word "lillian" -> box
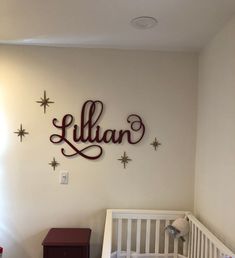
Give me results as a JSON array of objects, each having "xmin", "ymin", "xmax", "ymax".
[{"xmin": 50, "ymin": 100, "xmax": 145, "ymax": 160}]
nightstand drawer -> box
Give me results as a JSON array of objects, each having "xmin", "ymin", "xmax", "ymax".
[
  {"xmin": 42, "ymin": 228, "xmax": 91, "ymax": 258},
  {"xmin": 45, "ymin": 246, "xmax": 83, "ymax": 258}
]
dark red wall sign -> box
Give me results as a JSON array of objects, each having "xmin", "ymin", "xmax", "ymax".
[{"xmin": 50, "ymin": 100, "xmax": 145, "ymax": 160}]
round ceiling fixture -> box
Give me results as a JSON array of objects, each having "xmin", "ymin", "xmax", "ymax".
[{"xmin": 130, "ymin": 16, "xmax": 158, "ymax": 29}]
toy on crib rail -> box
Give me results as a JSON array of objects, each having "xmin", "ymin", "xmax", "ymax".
[{"xmin": 165, "ymin": 217, "xmax": 189, "ymax": 242}]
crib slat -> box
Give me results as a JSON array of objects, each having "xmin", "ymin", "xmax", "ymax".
[
  {"xmin": 117, "ymin": 219, "xmax": 122, "ymax": 257},
  {"xmin": 190, "ymin": 223, "xmax": 195, "ymax": 258},
  {"xmin": 174, "ymin": 238, "xmax": 178, "ymax": 258},
  {"xmin": 187, "ymin": 221, "xmax": 192, "ymax": 258},
  {"xmin": 193, "ymin": 224, "xmax": 197, "ymax": 258},
  {"xmin": 145, "ymin": 219, "xmax": 151, "ymax": 253},
  {"xmin": 205, "ymin": 237, "xmax": 208, "ymax": 258},
  {"xmin": 155, "ymin": 220, "xmax": 160, "ymax": 254},
  {"xmin": 197, "ymin": 229, "xmax": 200, "ymax": 258},
  {"xmin": 164, "ymin": 220, "xmax": 170, "ymax": 254},
  {"xmin": 183, "ymin": 235, "xmax": 188, "ymax": 256},
  {"xmin": 201, "ymin": 233, "xmax": 204, "ymax": 258},
  {"xmin": 136, "ymin": 219, "xmax": 141, "ymax": 253},
  {"xmin": 209, "ymin": 242, "xmax": 213, "ymax": 258},
  {"xmin": 213, "ymin": 245, "xmax": 217, "ymax": 258},
  {"xmin": 127, "ymin": 219, "xmax": 132, "ymax": 258}
]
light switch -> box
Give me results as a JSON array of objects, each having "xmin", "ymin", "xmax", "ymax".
[{"xmin": 60, "ymin": 171, "xmax": 69, "ymax": 184}]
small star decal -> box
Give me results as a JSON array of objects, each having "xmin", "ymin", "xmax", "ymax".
[
  {"xmin": 118, "ymin": 151, "xmax": 132, "ymax": 169},
  {"xmin": 150, "ymin": 137, "xmax": 161, "ymax": 151},
  {"xmin": 36, "ymin": 90, "xmax": 54, "ymax": 113},
  {"xmin": 14, "ymin": 124, "xmax": 29, "ymax": 142},
  {"xmin": 49, "ymin": 157, "xmax": 59, "ymax": 171}
]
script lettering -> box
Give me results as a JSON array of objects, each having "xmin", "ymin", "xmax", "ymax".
[{"xmin": 50, "ymin": 100, "xmax": 145, "ymax": 159}]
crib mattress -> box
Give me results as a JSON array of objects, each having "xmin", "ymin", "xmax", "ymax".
[{"xmin": 111, "ymin": 251, "xmax": 186, "ymax": 258}]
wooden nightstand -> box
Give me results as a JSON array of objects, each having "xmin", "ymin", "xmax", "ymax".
[{"xmin": 42, "ymin": 228, "xmax": 91, "ymax": 258}]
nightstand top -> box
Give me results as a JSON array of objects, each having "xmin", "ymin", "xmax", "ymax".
[{"xmin": 42, "ymin": 228, "xmax": 91, "ymax": 246}]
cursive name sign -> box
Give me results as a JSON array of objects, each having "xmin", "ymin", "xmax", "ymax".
[{"xmin": 50, "ymin": 100, "xmax": 145, "ymax": 159}]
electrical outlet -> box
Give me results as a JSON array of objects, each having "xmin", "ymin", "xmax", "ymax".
[{"xmin": 60, "ymin": 171, "xmax": 69, "ymax": 184}]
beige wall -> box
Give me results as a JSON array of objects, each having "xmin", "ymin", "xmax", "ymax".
[
  {"xmin": 195, "ymin": 16, "xmax": 235, "ymax": 251},
  {"xmin": 0, "ymin": 46, "xmax": 197, "ymax": 258}
]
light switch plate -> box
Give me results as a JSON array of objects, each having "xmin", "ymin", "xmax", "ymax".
[{"xmin": 60, "ymin": 171, "xmax": 69, "ymax": 184}]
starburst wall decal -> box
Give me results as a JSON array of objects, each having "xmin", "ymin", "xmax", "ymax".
[
  {"xmin": 36, "ymin": 90, "xmax": 54, "ymax": 114},
  {"xmin": 150, "ymin": 137, "xmax": 161, "ymax": 151},
  {"xmin": 14, "ymin": 124, "xmax": 29, "ymax": 142},
  {"xmin": 118, "ymin": 151, "xmax": 132, "ymax": 169},
  {"xmin": 49, "ymin": 157, "xmax": 60, "ymax": 171}
]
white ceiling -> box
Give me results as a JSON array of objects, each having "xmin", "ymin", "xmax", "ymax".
[{"xmin": 1, "ymin": 0, "xmax": 235, "ymax": 51}]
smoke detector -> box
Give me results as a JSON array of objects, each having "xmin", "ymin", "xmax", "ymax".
[{"xmin": 130, "ymin": 16, "xmax": 158, "ymax": 29}]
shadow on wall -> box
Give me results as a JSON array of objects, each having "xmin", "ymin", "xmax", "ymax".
[
  {"xmin": 0, "ymin": 213, "xmax": 50, "ymax": 258},
  {"xmin": 74, "ymin": 209, "xmax": 107, "ymax": 258},
  {"xmin": 23, "ymin": 230, "xmax": 48, "ymax": 258}
]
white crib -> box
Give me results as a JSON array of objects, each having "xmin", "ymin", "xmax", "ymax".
[{"xmin": 101, "ymin": 209, "xmax": 234, "ymax": 258}]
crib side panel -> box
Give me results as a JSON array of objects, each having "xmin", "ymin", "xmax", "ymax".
[
  {"xmin": 187, "ymin": 214, "xmax": 234, "ymax": 258},
  {"xmin": 103, "ymin": 210, "xmax": 235, "ymax": 258},
  {"xmin": 111, "ymin": 210, "xmax": 187, "ymax": 258}
]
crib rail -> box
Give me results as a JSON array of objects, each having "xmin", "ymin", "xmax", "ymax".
[
  {"xmin": 101, "ymin": 209, "xmax": 235, "ymax": 258},
  {"xmin": 187, "ymin": 214, "xmax": 234, "ymax": 258}
]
